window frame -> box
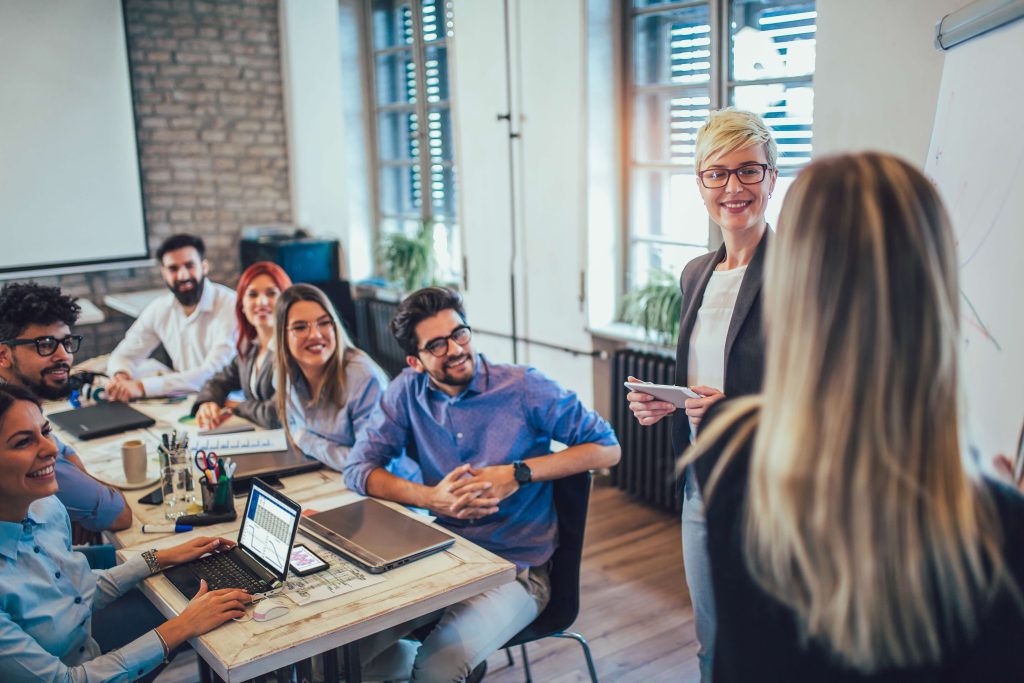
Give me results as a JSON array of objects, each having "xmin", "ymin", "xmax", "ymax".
[
  {"xmin": 621, "ymin": 0, "xmax": 815, "ymax": 295},
  {"xmin": 362, "ymin": 0, "xmax": 458, "ymax": 265}
]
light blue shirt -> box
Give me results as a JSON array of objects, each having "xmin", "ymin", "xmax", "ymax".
[
  {"xmin": 53, "ymin": 434, "xmax": 126, "ymax": 532},
  {"xmin": 0, "ymin": 496, "xmax": 164, "ymax": 682},
  {"xmin": 344, "ymin": 354, "xmax": 619, "ymax": 571},
  {"xmin": 286, "ymin": 351, "xmax": 390, "ymax": 472}
]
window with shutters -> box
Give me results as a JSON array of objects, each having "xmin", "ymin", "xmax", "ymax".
[
  {"xmin": 625, "ymin": 0, "xmax": 816, "ymax": 290},
  {"xmin": 367, "ymin": 0, "xmax": 461, "ymax": 282}
]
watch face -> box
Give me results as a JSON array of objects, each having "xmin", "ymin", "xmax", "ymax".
[{"xmin": 514, "ymin": 462, "xmax": 531, "ymax": 483}]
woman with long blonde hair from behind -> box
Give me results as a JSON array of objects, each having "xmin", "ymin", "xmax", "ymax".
[{"xmin": 684, "ymin": 151, "xmax": 1024, "ymax": 681}]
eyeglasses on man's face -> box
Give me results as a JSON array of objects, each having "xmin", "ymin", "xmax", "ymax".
[
  {"xmin": 698, "ymin": 163, "xmax": 771, "ymax": 189},
  {"xmin": 419, "ymin": 325, "xmax": 472, "ymax": 357},
  {"xmin": 287, "ymin": 318, "xmax": 335, "ymax": 337},
  {"xmin": 0, "ymin": 335, "xmax": 83, "ymax": 357}
]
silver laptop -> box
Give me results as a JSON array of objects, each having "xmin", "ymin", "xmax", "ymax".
[{"xmin": 299, "ymin": 499, "xmax": 455, "ymax": 574}]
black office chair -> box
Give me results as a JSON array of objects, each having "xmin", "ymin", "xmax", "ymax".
[{"xmin": 501, "ymin": 470, "xmax": 599, "ymax": 683}]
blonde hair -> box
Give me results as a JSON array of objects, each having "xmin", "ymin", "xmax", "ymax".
[
  {"xmin": 274, "ymin": 284, "xmax": 359, "ymax": 446},
  {"xmin": 694, "ymin": 108, "xmax": 778, "ymax": 171},
  {"xmin": 681, "ymin": 152, "xmax": 1016, "ymax": 671}
]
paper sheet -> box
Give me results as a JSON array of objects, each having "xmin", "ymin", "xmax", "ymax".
[{"xmin": 282, "ymin": 548, "xmax": 387, "ymax": 605}]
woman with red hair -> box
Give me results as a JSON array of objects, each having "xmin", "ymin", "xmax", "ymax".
[{"xmin": 192, "ymin": 262, "xmax": 292, "ymax": 429}]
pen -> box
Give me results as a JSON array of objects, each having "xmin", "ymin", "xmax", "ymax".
[{"xmin": 141, "ymin": 523, "xmax": 193, "ymax": 533}]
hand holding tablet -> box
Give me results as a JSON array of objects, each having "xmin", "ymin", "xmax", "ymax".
[{"xmin": 624, "ymin": 379, "xmax": 705, "ymax": 408}]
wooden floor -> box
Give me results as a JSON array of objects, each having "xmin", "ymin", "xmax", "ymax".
[
  {"xmin": 482, "ymin": 481, "xmax": 697, "ymax": 683},
  {"xmin": 157, "ymin": 482, "xmax": 698, "ymax": 682}
]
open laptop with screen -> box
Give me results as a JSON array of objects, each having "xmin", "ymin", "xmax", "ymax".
[
  {"xmin": 164, "ymin": 478, "xmax": 301, "ymax": 599},
  {"xmin": 299, "ymin": 499, "xmax": 455, "ymax": 574}
]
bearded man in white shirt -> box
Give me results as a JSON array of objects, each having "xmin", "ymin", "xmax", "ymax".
[{"xmin": 106, "ymin": 234, "xmax": 238, "ymax": 401}]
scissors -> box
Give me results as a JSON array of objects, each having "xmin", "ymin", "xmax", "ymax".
[{"xmin": 196, "ymin": 450, "xmax": 221, "ymax": 483}]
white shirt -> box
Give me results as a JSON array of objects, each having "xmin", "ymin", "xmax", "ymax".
[
  {"xmin": 107, "ymin": 281, "xmax": 238, "ymax": 396},
  {"xmin": 687, "ymin": 265, "xmax": 747, "ymax": 438}
]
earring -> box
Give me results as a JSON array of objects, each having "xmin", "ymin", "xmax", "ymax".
[{"xmin": 768, "ymin": 192, "xmax": 773, "ymax": 198}]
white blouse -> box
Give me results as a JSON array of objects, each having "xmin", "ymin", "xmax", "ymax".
[{"xmin": 687, "ymin": 264, "xmax": 747, "ymax": 438}]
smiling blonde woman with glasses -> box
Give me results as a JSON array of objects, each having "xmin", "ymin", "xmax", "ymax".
[
  {"xmin": 273, "ymin": 284, "xmax": 392, "ymax": 472},
  {"xmin": 625, "ymin": 108, "xmax": 778, "ymax": 681},
  {"xmin": 683, "ymin": 151, "xmax": 1024, "ymax": 682}
]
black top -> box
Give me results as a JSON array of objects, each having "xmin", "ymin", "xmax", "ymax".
[
  {"xmin": 191, "ymin": 342, "xmax": 279, "ymax": 428},
  {"xmin": 695, "ymin": 403, "xmax": 1024, "ymax": 683},
  {"xmin": 672, "ymin": 231, "xmax": 768, "ymax": 456}
]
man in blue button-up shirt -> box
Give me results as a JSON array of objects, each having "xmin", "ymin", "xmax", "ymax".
[{"xmin": 344, "ymin": 287, "xmax": 620, "ymax": 683}]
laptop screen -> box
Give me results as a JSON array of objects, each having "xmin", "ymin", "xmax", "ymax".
[{"xmin": 238, "ymin": 482, "xmax": 300, "ymax": 575}]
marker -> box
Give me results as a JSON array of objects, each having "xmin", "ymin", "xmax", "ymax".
[{"xmin": 141, "ymin": 523, "xmax": 193, "ymax": 534}]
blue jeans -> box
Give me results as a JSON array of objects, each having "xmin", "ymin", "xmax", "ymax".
[
  {"xmin": 358, "ymin": 564, "xmax": 551, "ymax": 682},
  {"xmin": 682, "ymin": 467, "xmax": 715, "ymax": 682}
]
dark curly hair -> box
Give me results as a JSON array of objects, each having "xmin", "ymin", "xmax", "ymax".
[
  {"xmin": 0, "ymin": 282, "xmax": 81, "ymax": 342},
  {"xmin": 389, "ymin": 287, "xmax": 466, "ymax": 356}
]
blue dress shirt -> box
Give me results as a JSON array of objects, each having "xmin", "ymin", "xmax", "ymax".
[
  {"xmin": 344, "ymin": 354, "xmax": 619, "ymax": 571},
  {"xmin": 53, "ymin": 434, "xmax": 126, "ymax": 532},
  {"xmin": 0, "ymin": 496, "xmax": 164, "ymax": 682},
  {"xmin": 287, "ymin": 351, "xmax": 420, "ymax": 481}
]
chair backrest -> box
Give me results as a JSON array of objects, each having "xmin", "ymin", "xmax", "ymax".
[
  {"xmin": 74, "ymin": 544, "xmax": 117, "ymax": 570},
  {"xmin": 509, "ymin": 470, "xmax": 592, "ymax": 642}
]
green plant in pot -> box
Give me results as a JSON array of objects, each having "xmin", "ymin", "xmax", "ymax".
[
  {"xmin": 378, "ymin": 220, "xmax": 438, "ymax": 293},
  {"xmin": 619, "ymin": 270, "xmax": 682, "ymax": 346}
]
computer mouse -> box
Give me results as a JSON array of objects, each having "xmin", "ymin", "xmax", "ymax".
[{"xmin": 252, "ymin": 597, "xmax": 290, "ymax": 622}]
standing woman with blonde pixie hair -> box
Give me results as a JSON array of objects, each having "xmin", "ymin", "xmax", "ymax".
[
  {"xmin": 626, "ymin": 108, "xmax": 777, "ymax": 680},
  {"xmin": 687, "ymin": 152, "xmax": 1024, "ymax": 681}
]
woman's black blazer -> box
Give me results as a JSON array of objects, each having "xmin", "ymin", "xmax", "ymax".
[{"xmin": 671, "ymin": 230, "xmax": 769, "ymax": 456}]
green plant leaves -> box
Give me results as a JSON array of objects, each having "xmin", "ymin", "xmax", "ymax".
[
  {"xmin": 378, "ymin": 221, "xmax": 438, "ymax": 293},
  {"xmin": 619, "ymin": 271, "xmax": 681, "ymax": 345}
]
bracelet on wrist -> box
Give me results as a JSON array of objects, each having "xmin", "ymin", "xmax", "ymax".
[{"xmin": 141, "ymin": 549, "xmax": 162, "ymax": 575}]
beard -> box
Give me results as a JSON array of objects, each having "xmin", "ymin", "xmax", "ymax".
[
  {"xmin": 168, "ymin": 276, "xmax": 204, "ymax": 307},
  {"xmin": 426, "ymin": 352, "xmax": 475, "ymax": 388},
  {"xmin": 11, "ymin": 360, "xmax": 72, "ymax": 400}
]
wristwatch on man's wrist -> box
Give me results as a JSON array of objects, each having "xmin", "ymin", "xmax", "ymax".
[{"xmin": 512, "ymin": 460, "xmax": 532, "ymax": 485}]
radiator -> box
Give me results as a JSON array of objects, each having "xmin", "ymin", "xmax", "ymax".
[
  {"xmin": 353, "ymin": 298, "xmax": 407, "ymax": 379},
  {"xmin": 610, "ymin": 349, "xmax": 682, "ymax": 512}
]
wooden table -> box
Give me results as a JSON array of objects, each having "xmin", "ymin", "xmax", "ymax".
[{"xmin": 62, "ymin": 401, "xmax": 516, "ymax": 682}]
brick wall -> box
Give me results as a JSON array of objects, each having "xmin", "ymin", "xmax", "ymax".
[{"xmin": 21, "ymin": 0, "xmax": 292, "ymax": 362}]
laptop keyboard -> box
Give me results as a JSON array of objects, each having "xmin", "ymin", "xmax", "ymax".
[{"xmin": 192, "ymin": 552, "xmax": 270, "ymax": 593}]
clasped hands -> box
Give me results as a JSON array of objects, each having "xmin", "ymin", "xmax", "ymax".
[
  {"xmin": 105, "ymin": 372, "xmax": 145, "ymax": 402},
  {"xmin": 425, "ymin": 463, "xmax": 521, "ymax": 520}
]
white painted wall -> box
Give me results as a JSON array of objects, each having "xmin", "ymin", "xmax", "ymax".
[
  {"xmin": 279, "ymin": 0, "xmax": 373, "ymax": 279},
  {"xmin": 813, "ymin": 0, "xmax": 963, "ymax": 166},
  {"xmin": 450, "ymin": 0, "xmax": 595, "ymax": 403}
]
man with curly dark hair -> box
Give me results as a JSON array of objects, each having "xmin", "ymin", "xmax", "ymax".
[{"xmin": 0, "ymin": 282, "xmax": 132, "ymax": 534}]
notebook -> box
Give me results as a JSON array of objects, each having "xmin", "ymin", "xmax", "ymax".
[
  {"xmin": 164, "ymin": 478, "xmax": 301, "ymax": 598},
  {"xmin": 299, "ymin": 499, "xmax": 455, "ymax": 574},
  {"xmin": 49, "ymin": 402, "xmax": 156, "ymax": 440}
]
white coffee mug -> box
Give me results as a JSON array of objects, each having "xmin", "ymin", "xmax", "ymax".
[{"xmin": 121, "ymin": 440, "xmax": 148, "ymax": 484}]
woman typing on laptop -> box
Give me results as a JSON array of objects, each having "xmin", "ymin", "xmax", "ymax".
[{"xmin": 0, "ymin": 384, "xmax": 251, "ymax": 682}]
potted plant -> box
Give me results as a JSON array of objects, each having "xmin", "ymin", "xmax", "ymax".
[
  {"xmin": 619, "ymin": 270, "xmax": 682, "ymax": 346},
  {"xmin": 377, "ymin": 220, "xmax": 439, "ymax": 294}
]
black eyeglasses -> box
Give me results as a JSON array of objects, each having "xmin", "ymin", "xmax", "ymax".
[
  {"xmin": 1, "ymin": 335, "xmax": 83, "ymax": 357},
  {"xmin": 419, "ymin": 326, "xmax": 472, "ymax": 357},
  {"xmin": 698, "ymin": 163, "xmax": 771, "ymax": 189}
]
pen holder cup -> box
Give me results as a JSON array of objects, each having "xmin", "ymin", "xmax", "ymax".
[{"xmin": 201, "ymin": 478, "xmax": 234, "ymax": 515}]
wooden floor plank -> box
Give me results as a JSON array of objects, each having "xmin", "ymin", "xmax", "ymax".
[{"xmin": 484, "ymin": 481, "xmax": 698, "ymax": 683}]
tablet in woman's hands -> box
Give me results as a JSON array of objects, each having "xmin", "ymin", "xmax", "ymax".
[{"xmin": 623, "ymin": 381, "xmax": 704, "ymax": 407}]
